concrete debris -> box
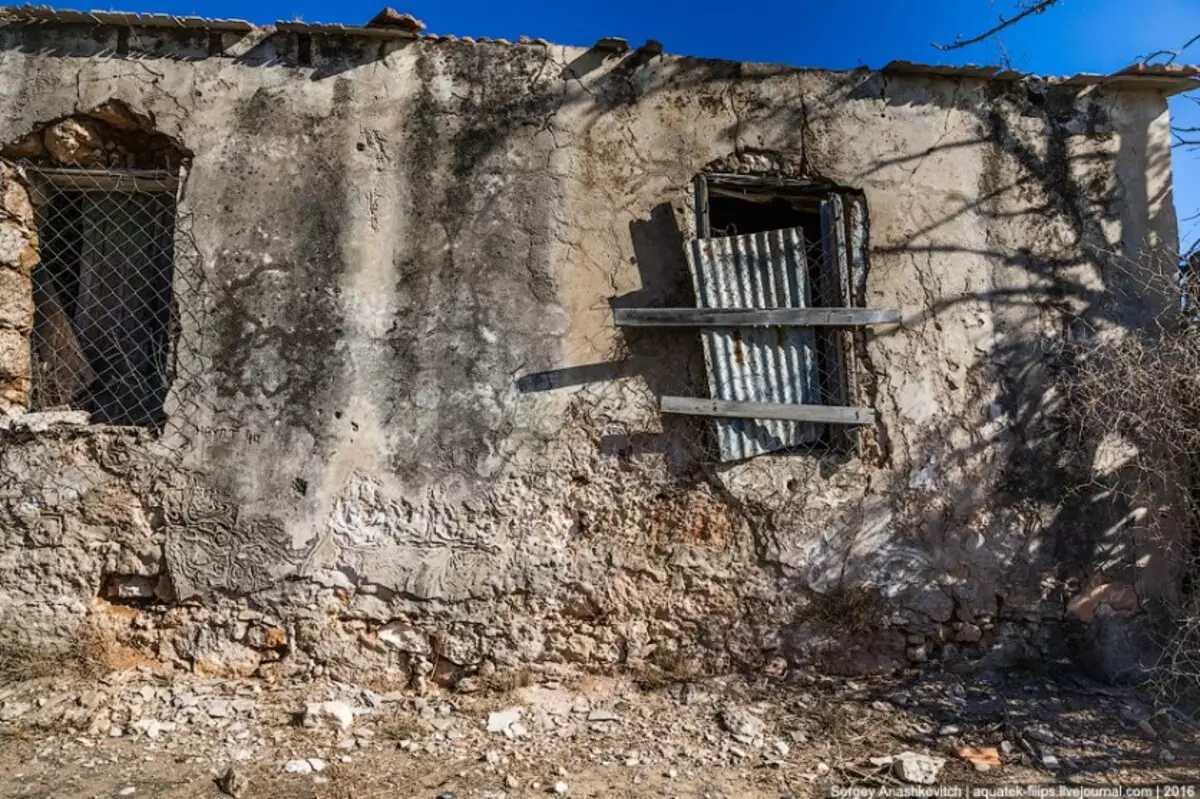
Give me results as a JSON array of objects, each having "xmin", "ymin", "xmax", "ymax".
[
  {"xmin": 718, "ymin": 706, "xmax": 765, "ymax": 745},
  {"xmin": 486, "ymin": 707, "xmax": 526, "ymax": 738},
  {"xmin": 282, "ymin": 758, "xmax": 326, "ymax": 774},
  {"xmin": 892, "ymin": 752, "xmax": 945, "ymax": 785},
  {"xmin": 0, "ymin": 643, "xmax": 1185, "ymax": 794},
  {"xmin": 132, "ymin": 719, "xmax": 177, "ymax": 739},
  {"xmin": 303, "ymin": 701, "xmax": 355, "ymax": 731}
]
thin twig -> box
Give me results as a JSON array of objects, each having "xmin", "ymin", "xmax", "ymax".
[{"xmin": 932, "ymin": 0, "xmax": 1062, "ymax": 51}]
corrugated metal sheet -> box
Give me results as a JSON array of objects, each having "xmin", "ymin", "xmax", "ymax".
[{"xmin": 685, "ymin": 226, "xmax": 821, "ymax": 462}]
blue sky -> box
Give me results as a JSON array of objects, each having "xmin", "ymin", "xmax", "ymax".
[{"xmin": 46, "ymin": 0, "xmax": 1200, "ymax": 251}]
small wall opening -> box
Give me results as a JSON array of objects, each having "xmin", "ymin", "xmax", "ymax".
[
  {"xmin": 2, "ymin": 101, "xmax": 191, "ymax": 430},
  {"xmin": 685, "ymin": 170, "xmax": 872, "ymax": 459}
]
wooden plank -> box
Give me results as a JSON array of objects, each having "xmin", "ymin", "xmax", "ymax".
[
  {"xmin": 614, "ymin": 307, "xmax": 900, "ymax": 327},
  {"xmin": 703, "ymin": 173, "xmax": 836, "ymax": 193},
  {"xmin": 34, "ymin": 168, "xmax": 178, "ymax": 194},
  {"xmin": 693, "ymin": 175, "xmax": 710, "ymax": 238},
  {"xmin": 661, "ymin": 396, "xmax": 874, "ymax": 425}
]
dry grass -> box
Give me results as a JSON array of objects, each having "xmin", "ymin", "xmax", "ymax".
[
  {"xmin": 803, "ymin": 585, "xmax": 884, "ymax": 637},
  {"xmin": 630, "ymin": 647, "xmax": 705, "ymax": 690},
  {"xmin": 375, "ymin": 711, "xmax": 427, "ymax": 743},
  {"xmin": 482, "ymin": 665, "xmax": 534, "ymax": 695},
  {"xmin": 0, "ymin": 618, "xmax": 110, "ymax": 687},
  {"xmin": 811, "ymin": 698, "xmax": 854, "ymax": 740},
  {"xmin": 320, "ymin": 761, "xmax": 375, "ymax": 799},
  {"xmin": 1062, "ymin": 318, "xmax": 1200, "ymax": 708}
]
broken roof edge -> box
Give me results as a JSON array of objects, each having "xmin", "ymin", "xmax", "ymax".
[
  {"xmin": 0, "ymin": 6, "xmax": 1196, "ymax": 96},
  {"xmin": 881, "ymin": 60, "xmax": 1200, "ymax": 96},
  {"xmin": 0, "ymin": 4, "xmax": 255, "ymax": 32}
]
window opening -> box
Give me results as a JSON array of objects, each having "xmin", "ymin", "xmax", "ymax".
[
  {"xmin": 30, "ymin": 167, "xmax": 179, "ymax": 429},
  {"xmin": 615, "ymin": 173, "xmax": 895, "ymax": 462}
]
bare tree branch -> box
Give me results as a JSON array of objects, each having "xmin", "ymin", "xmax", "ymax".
[
  {"xmin": 1143, "ymin": 32, "xmax": 1200, "ymax": 65},
  {"xmin": 932, "ymin": 0, "xmax": 1063, "ymax": 51}
]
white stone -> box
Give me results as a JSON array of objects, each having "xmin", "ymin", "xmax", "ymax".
[
  {"xmin": 205, "ymin": 699, "xmax": 232, "ymax": 718},
  {"xmin": 587, "ymin": 709, "xmax": 620, "ymax": 722},
  {"xmin": 0, "ymin": 701, "xmax": 32, "ymax": 721},
  {"xmin": 486, "ymin": 707, "xmax": 523, "ymax": 735},
  {"xmin": 282, "ymin": 759, "xmax": 313, "ymax": 774},
  {"xmin": 378, "ymin": 621, "xmax": 431, "ymax": 654},
  {"xmin": 118, "ymin": 789, "xmax": 135, "ymax": 796},
  {"xmin": 132, "ymin": 719, "xmax": 176, "ymax": 740},
  {"xmin": 893, "ymin": 752, "xmax": 945, "ymax": 785},
  {"xmin": 13, "ymin": 410, "xmax": 90, "ymax": 432},
  {"xmin": 553, "ymin": 782, "xmax": 568, "ymax": 794},
  {"xmin": 303, "ymin": 701, "xmax": 355, "ymax": 731}
]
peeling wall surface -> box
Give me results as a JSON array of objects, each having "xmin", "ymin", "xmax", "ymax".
[{"xmin": 0, "ymin": 19, "xmax": 1184, "ymax": 685}]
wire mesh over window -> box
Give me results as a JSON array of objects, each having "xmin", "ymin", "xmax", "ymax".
[{"xmin": 29, "ymin": 168, "xmax": 179, "ymax": 430}]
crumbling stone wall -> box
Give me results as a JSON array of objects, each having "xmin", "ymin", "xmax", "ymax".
[
  {"xmin": 0, "ymin": 161, "xmax": 35, "ymax": 411},
  {"xmin": 0, "ymin": 16, "xmax": 1184, "ymax": 686}
]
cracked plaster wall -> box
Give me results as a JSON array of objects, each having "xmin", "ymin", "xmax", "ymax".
[{"xmin": 0, "ymin": 23, "xmax": 1182, "ymax": 684}]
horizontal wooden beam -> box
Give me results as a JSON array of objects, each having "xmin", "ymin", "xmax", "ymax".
[
  {"xmin": 30, "ymin": 167, "xmax": 178, "ymax": 194},
  {"xmin": 615, "ymin": 307, "xmax": 900, "ymax": 327},
  {"xmin": 661, "ymin": 396, "xmax": 875, "ymax": 425}
]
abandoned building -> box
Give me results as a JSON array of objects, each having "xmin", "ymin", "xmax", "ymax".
[{"xmin": 0, "ymin": 5, "xmax": 1195, "ymax": 687}]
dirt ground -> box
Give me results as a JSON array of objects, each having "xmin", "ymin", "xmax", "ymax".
[{"xmin": 1, "ymin": 660, "xmax": 1198, "ymax": 799}]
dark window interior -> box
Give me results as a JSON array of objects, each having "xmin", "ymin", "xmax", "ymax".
[{"xmin": 31, "ymin": 186, "xmax": 176, "ymax": 430}]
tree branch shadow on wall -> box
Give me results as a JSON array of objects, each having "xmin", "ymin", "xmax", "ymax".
[
  {"xmin": 516, "ymin": 202, "xmax": 711, "ymax": 477},
  {"xmin": 562, "ymin": 62, "xmax": 1186, "ymax": 686},
  {"xmin": 3, "ymin": 24, "xmax": 1186, "ymax": 693}
]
